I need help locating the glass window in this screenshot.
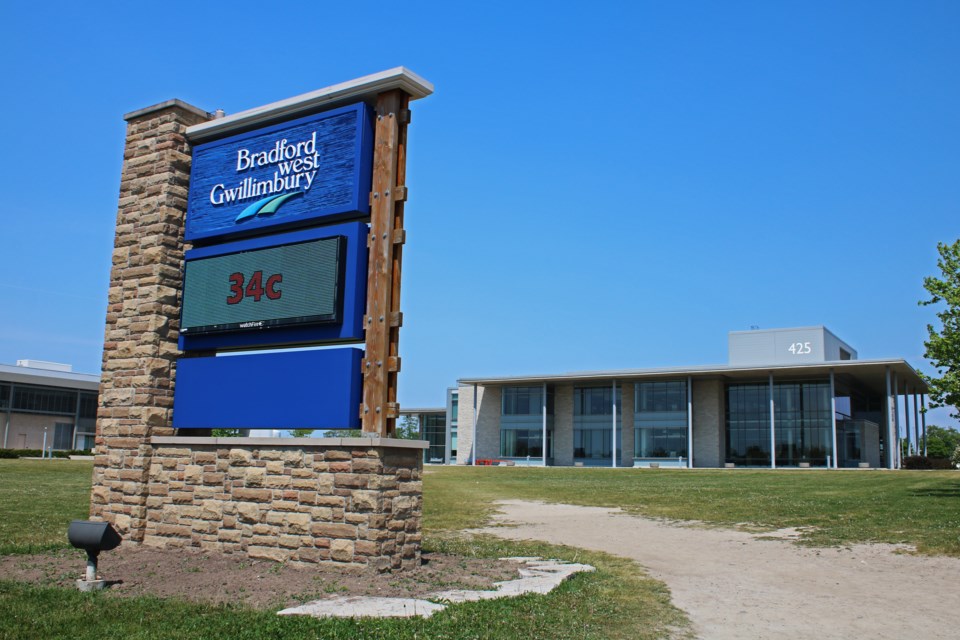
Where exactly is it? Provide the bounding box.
[0,384,9,409]
[53,423,74,450]
[774,381,832,466]
[451,394,458,423]
[636,381,687,412]
[725,383,771,466]
[79,393,98,419]
[421,413,446,463]
[502,386,541,416]
[12,386,77,415]
[574,387,621,416]
[726,380,833,466]
[573,428,612,460]
[634,380,688,459]
[635,427,687,458]
[501,428,543,457]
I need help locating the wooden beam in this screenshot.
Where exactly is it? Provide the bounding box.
[361,89,410,436]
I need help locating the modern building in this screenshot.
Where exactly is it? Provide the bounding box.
[1,360,100,452]
[455,327,929,469]
[400,387,459,464]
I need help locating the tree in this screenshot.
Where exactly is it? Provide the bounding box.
[925,425,960,459]
[289,429,315,438]
[395,415,421,440]
[322,429,362,437]
[920,239,960,421]
[212,429,242,437]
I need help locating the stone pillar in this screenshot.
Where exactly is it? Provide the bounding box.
[620,382,634,467]
[90,100,211,539]
[553,384,574,466]
[693,378,724,468]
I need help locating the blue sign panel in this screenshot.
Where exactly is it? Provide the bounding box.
[179,222,368,352]
[185,102,373,243]
[173,348,363,429]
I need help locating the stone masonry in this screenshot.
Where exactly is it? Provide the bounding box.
[144,439,422,570]
[90,100,211,540]
[91,97,426,570]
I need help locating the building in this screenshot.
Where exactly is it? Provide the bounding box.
[400,387,459,464]
[455,327,929,469]
[1,360,100,451]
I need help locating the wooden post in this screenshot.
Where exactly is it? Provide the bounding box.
[362,89,410,436]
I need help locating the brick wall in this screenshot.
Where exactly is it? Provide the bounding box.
[91,101,211,540]
[143,438,422,570]
[693,378,724,467]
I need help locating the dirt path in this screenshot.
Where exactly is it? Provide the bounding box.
[474,500,960,640]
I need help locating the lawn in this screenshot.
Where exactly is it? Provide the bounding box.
[0,460,688,640]
[3,460,959,639]
[424,466,960,556]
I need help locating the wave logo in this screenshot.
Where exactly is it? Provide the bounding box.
[234,192,303,224]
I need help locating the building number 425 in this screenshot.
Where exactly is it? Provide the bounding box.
[227,271,282,304]
[788,341,812,355]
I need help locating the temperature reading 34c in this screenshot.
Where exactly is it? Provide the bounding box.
[227,270,282,304]
[788,342,811,355]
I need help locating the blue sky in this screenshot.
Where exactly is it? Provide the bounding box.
[0,1,958,426]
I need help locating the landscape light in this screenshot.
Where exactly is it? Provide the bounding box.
[67,520,122,591]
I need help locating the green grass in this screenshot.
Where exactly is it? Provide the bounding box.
[0,459,689,639]
[6,459,959,638]
[424,466,960,555]
[0,460,92,554]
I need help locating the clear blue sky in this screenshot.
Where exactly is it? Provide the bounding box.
[1,1,958,426]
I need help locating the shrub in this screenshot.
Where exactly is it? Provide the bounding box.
[903,456,956,470]
[0,449,91,459]
[952,445,960,468]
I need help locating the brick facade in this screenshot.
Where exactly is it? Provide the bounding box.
[91,101,210,540]
[144,438,422,570]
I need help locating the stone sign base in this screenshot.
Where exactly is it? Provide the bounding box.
[92,437,425,571]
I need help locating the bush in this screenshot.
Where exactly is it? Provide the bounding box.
[903,456,956,470]
[952,445,960,468]
[0,449,91,459]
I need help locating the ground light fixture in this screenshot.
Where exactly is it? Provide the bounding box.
[67,520,122,591]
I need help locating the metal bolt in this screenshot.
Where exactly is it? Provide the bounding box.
[376,361,382,367]
[385,190,390,197]
[379,315,384,322]
[373,192,379,199]
[376,407,381,414]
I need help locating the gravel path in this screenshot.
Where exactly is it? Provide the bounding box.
[474,500,960,640]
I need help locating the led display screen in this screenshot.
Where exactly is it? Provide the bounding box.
[181,236,344,336]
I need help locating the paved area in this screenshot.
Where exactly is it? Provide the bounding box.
[474,500,960,640]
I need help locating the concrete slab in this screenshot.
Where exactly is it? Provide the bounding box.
[278,596,446,619]
[277,557,594,619]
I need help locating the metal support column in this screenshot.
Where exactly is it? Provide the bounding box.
[921,394,928,456]
[893,373,901,468]
[769,372,776,469]
[542,382,547,467]
[687,375,693,469]
[4,383,14,449]
[903,384,912,457]
[471,383,478,466]
[885,367,895,469]
[611,379,618,469]
[912,392,920,458]
[830,369,838,469]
